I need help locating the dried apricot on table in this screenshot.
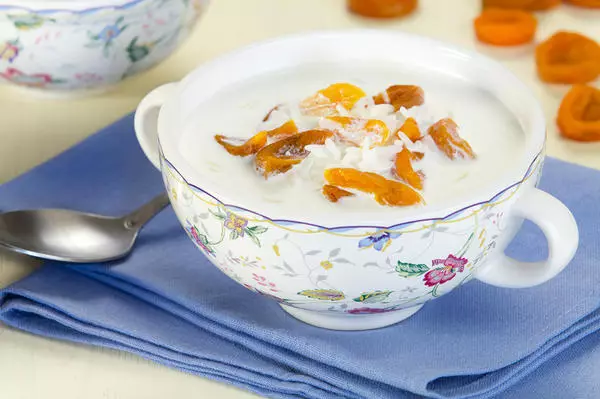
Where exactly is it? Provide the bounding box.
[323,185,355,203]
[324,168,423,206]
[474,9,537,46]
[320,116,390,147]
[347,0,418,19]
[564,0,600,8]
[300,83,366,116]
[557,84,600,142]
[267,120,298,139]
[373,85,424,111]
[428,118,476,160]
[393,148,424,190]
[396,117,422,141]
[482,0,559,10]
[536,31,600,84]
[255,130,333,178]
[215,131,268,156]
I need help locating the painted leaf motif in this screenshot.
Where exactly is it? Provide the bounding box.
[248,225,268,235]
[298,289,345,301]
[353,290,393,303]
[396,261,429,278]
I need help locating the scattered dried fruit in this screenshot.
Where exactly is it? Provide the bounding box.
[428,118,476,160]
[347,0,418,18]
[321,116,390,146]
[397,117,422,141]
[267,120,299,139]
[300,83,366,116]
[482,0,559,10]
[323,185,355,202]
[255,130,333,177]
[536,31,600,84]
[394,148,424,190]
[474,8,537,46]
[557,84,600,142]
[373,85,425,111]
[324,168,424,206]
[215,131,268,157]
[263,104,282,122]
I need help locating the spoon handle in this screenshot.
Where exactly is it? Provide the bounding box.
[123,193,171,230]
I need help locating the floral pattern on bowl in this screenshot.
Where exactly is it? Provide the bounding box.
[0,0,208,91]
[160,150,544,316]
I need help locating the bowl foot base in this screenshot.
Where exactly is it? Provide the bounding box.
[280,304,424,331]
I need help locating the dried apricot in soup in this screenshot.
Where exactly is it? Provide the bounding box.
[474,9,537,46]
[324,168,423,207]
[255,129,333,177]
[396,117,422,141]
[393,148,424,190]
[428,118,476,160]
[347,0,417,18]
[215,131,268,157]
[536,32,600,84]
[373,85,424,111]
[322,185,355,203]
[557,84,600,142]
[300,83,366,116]
[564,0,600,8]
[320,116,390,147]
[482,0,559,10]
[267,120,298,139]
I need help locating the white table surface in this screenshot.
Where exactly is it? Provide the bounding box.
[0,1,599,398]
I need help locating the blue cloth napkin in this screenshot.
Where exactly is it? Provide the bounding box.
[1,114,599,399]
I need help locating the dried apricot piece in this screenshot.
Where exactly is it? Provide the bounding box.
[324,168,423,207]
[393,148,424,190]
[255,130,333,177]
[215,131,268,157]
[267,120,298,139]
[320,116,390,146]
[428,118,476,160]
[536,32,600,84]
[300,83,366,116]
[557,84,600,142]
[396,117,422,141]
[482,0,559,10]
[323,185,355,203]
[373,85,424,111]
[474,9,537,46]
[347,0,418,18]
[564,0,600,8]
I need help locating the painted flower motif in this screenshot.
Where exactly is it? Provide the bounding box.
[74,73,104,83]
[97,19,127,43]
[185,222,215,257]
[423,254,468,287]
[320,260,333,270]
[347,307,389,314]
[252,273,279,292]
[358,231,401,252]
[224,212,249,236]
[0,40,21,63]
[0,68,61,88]
[298,289,345,301]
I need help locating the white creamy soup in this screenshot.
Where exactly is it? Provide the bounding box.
[178,62,524,222]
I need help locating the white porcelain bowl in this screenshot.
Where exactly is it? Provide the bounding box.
[135,31,579,331]
[0,0,209,93]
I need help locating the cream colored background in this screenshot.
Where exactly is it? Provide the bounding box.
[0,1,598,398]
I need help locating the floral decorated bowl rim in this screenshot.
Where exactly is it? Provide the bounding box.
[156,30,547,230]
[0,0,200,14]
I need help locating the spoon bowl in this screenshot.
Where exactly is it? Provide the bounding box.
[0,193,170,263]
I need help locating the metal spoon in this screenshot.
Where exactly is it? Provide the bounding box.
[0,193,170,263]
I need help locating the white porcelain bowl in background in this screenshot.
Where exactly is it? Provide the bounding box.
[135,30,579,331]
[0,0,209,93]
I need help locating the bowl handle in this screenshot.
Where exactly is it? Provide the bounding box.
[474,188,578,288]
[134,83,177,170]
